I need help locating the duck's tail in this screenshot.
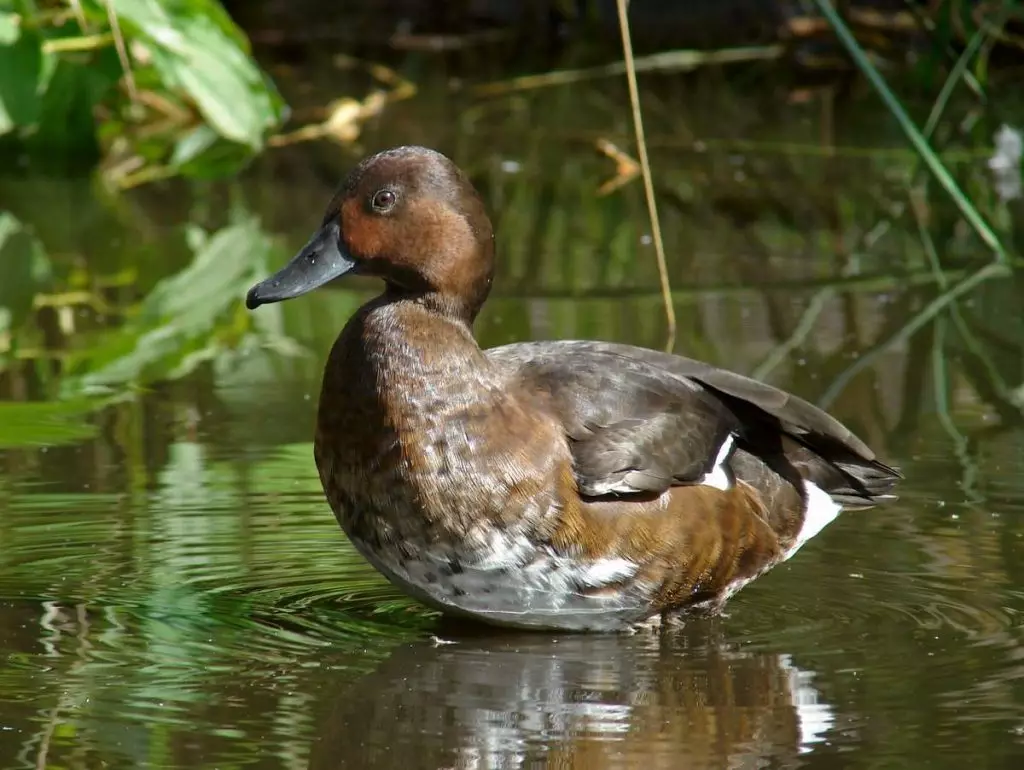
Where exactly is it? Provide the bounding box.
[825,457,902,510]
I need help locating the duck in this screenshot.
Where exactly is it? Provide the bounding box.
[245,145,900,633]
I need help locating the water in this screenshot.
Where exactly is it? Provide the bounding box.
[3,64,1024,768]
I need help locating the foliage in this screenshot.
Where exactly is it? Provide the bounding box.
[0,204,300,416]
[61,214,283,397]
[0,0,286,183]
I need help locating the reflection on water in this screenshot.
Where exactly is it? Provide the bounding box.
[4,381,1024,768]
[3,46,1024,770]
[311,629,834,769]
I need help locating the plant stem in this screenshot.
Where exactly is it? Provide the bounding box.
[615,0,676,350]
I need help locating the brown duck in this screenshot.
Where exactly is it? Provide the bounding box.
[246,146,900,632]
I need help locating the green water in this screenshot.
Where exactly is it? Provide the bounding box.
[3,68,1024,768]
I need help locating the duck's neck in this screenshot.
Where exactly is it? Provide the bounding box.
[345,293,492,391]
[318,293,501,464]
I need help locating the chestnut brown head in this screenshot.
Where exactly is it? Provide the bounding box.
[246,146,495,321]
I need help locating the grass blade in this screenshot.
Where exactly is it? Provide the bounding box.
[812,0,1008,263]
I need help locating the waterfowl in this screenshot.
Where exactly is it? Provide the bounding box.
[246,146,900,632]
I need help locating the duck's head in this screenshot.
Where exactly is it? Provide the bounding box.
[246,146,495,321]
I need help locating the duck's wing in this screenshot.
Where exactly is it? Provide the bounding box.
[486,340,900,506]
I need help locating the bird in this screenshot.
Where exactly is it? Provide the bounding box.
[245,145,900,632]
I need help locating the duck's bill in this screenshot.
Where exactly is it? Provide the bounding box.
[245,221,355,309]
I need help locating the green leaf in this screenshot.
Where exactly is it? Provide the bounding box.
[170,124,218,166]
[0,11,21,45]
[154,0,254,52]
[112,0,281,147]
[0,28,44,135]
[138,218,270,328]
[170,124,257,179]
[31,52,117,156]
[0,212,53,332]
[61,215,274,397]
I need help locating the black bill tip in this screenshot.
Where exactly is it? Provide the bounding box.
[245,285,265,310]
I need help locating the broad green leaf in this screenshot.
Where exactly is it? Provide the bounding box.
[171,124,259,179]
[170,124,218,166]
[112,0,280,147]
[32,54,117,155]
[61,216,275,397]
[149,23,265,147]
[139,218,270,328]
[148,0,253,52]
[106,0,188,54]
[0,212,52,332]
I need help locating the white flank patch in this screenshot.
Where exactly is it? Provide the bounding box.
[700,432,736,491]
[784,480,842,560]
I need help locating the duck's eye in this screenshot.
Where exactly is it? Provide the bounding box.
[370,189,398,213]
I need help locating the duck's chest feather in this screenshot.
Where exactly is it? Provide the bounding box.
[314,303,685,629]
[315,308,545,546]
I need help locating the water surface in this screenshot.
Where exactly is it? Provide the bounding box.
[3,65,1024,769]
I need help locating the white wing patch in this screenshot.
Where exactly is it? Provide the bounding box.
[700,432,736,491]
[579,478,636,496]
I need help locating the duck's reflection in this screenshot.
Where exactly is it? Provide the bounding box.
[310,623,834,769]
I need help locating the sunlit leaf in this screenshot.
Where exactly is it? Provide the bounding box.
[111,0,282,148]
[138,218,270,328]
[174,0,252,50]
[0,11,20,45]
[170,124,218,166]
[184,223,209,253]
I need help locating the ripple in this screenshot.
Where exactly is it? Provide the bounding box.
[4,440,1024,769]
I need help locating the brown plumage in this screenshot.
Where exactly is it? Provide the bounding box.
[246,145,901,632]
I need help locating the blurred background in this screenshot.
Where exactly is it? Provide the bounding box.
[2,1,1024,768]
